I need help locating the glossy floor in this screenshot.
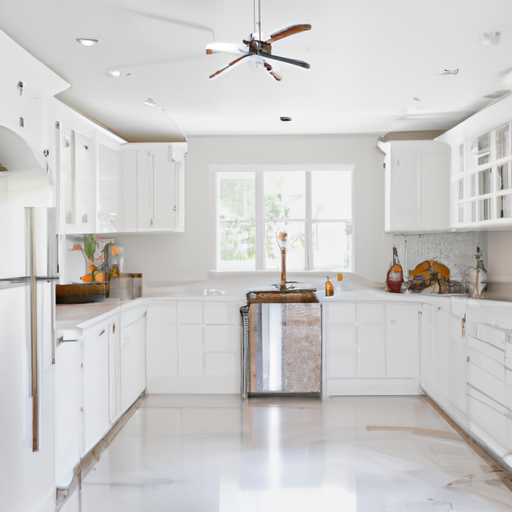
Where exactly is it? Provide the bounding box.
[78,395,512,512]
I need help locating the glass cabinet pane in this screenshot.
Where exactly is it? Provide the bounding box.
[501,195,512,218]
[470,132,490,167]
[477,168,492,195]
[458,145,464,174]
[498,162,512,190]
[496,124,510,159]
[478,198,492,221]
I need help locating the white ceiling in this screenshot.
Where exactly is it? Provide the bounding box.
[1,0,512,142]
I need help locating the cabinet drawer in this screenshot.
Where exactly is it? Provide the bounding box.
[147,302,177,325]
[467,358,506,406]
[468,336,505,365]
[326,302,356,324]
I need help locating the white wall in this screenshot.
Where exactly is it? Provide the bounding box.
[118,134,387,285]
[488,230,512,282]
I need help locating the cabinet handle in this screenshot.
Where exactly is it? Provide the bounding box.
[99,329,105,337]
[113,323,116,334]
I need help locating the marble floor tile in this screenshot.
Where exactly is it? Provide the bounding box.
[80,395,512,512]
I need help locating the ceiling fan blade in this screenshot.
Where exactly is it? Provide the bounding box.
[206,42,249,56]
[266,24,311,44]
[263,60,281,81]
[122,8,214,38]
[256,50,310,69]
[209,54,251,79]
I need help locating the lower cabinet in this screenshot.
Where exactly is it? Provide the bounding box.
[109,303,147,424]
[420,301,468,425]
[120,307,146,413]
[146,299,243,394]
[465,301,512,466]
[82,318,113,455]
[80,303,147,454]
[324,301,420,396]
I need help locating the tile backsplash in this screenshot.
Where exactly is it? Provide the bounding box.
[391,232,488,281]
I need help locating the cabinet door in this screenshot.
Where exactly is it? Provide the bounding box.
[82,320,110,454]
[120,313,146,412]
[357,303,385,378]
[58,125,96,234]
[120,150,138,232]
[384,141,450,233]
[97,143,120,233]
[108,321,121,423]
[385,303,419,378]
[137,149,176,231]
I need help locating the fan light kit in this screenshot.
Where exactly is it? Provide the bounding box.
[206,0,311,80]
[76,38,99,46]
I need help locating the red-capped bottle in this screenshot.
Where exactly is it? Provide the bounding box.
[386,246,403,293]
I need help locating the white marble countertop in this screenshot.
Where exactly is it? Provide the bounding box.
[56,298,145,340]
[57,271,505,338]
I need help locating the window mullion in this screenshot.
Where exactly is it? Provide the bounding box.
[255,171,264,270]
[305,171,313,270]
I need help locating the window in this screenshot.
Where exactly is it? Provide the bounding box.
[215,165,353,272]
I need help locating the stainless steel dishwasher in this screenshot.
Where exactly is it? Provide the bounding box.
[241,288,322,397]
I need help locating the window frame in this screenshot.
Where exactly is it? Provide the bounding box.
[212,164,354,272]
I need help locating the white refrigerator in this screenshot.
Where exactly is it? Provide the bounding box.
[0,204,58,512]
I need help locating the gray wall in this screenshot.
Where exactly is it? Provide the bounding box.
[118,134,388,285]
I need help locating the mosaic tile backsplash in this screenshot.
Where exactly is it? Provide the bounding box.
[391,232,488,281]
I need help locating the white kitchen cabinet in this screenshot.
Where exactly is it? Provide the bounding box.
[56,120,125,235]
[378,140,451,233]
[82,316,113,454]
[464,304,511,460]
[109,303,146,423]
[120,142,186,233]
[120,307,146,413]
[146,299,242,394]
[58,123,97,234]
[324,301,419,396]
[97,142,121,233]
[437,93,512,229]
[420,301,468,425]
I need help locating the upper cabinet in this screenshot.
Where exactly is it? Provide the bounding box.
[120,142,186,233]
[56,120,187,235]
[437,94,512,230]
[378,139,451,233]
[56,121,124,235]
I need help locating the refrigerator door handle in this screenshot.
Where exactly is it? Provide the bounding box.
[28,208,41,452]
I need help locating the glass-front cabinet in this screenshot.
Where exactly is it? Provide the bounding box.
[451,122,512,227]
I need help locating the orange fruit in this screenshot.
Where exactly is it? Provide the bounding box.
[88,264,97,272]
[81,274,93,282]
[94,272,105,282]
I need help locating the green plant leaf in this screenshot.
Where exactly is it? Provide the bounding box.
[83,234,97,260]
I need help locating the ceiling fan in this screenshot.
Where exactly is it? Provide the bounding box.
[206,0,311,81]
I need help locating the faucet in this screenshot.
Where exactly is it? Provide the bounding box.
[278,231,287,290]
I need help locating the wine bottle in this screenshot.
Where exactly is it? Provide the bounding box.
[386,246,403,293]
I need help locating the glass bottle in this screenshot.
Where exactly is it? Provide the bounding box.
[325,276,334,297]
[465,247,488,297]
[386,246,403,293]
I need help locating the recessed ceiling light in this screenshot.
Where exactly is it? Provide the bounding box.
[481,31,501,45]
[142,98,159,108]
[280,116,292,122]
[440,69,459,76]
[107,70,121,78]
[77,38,99,46]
